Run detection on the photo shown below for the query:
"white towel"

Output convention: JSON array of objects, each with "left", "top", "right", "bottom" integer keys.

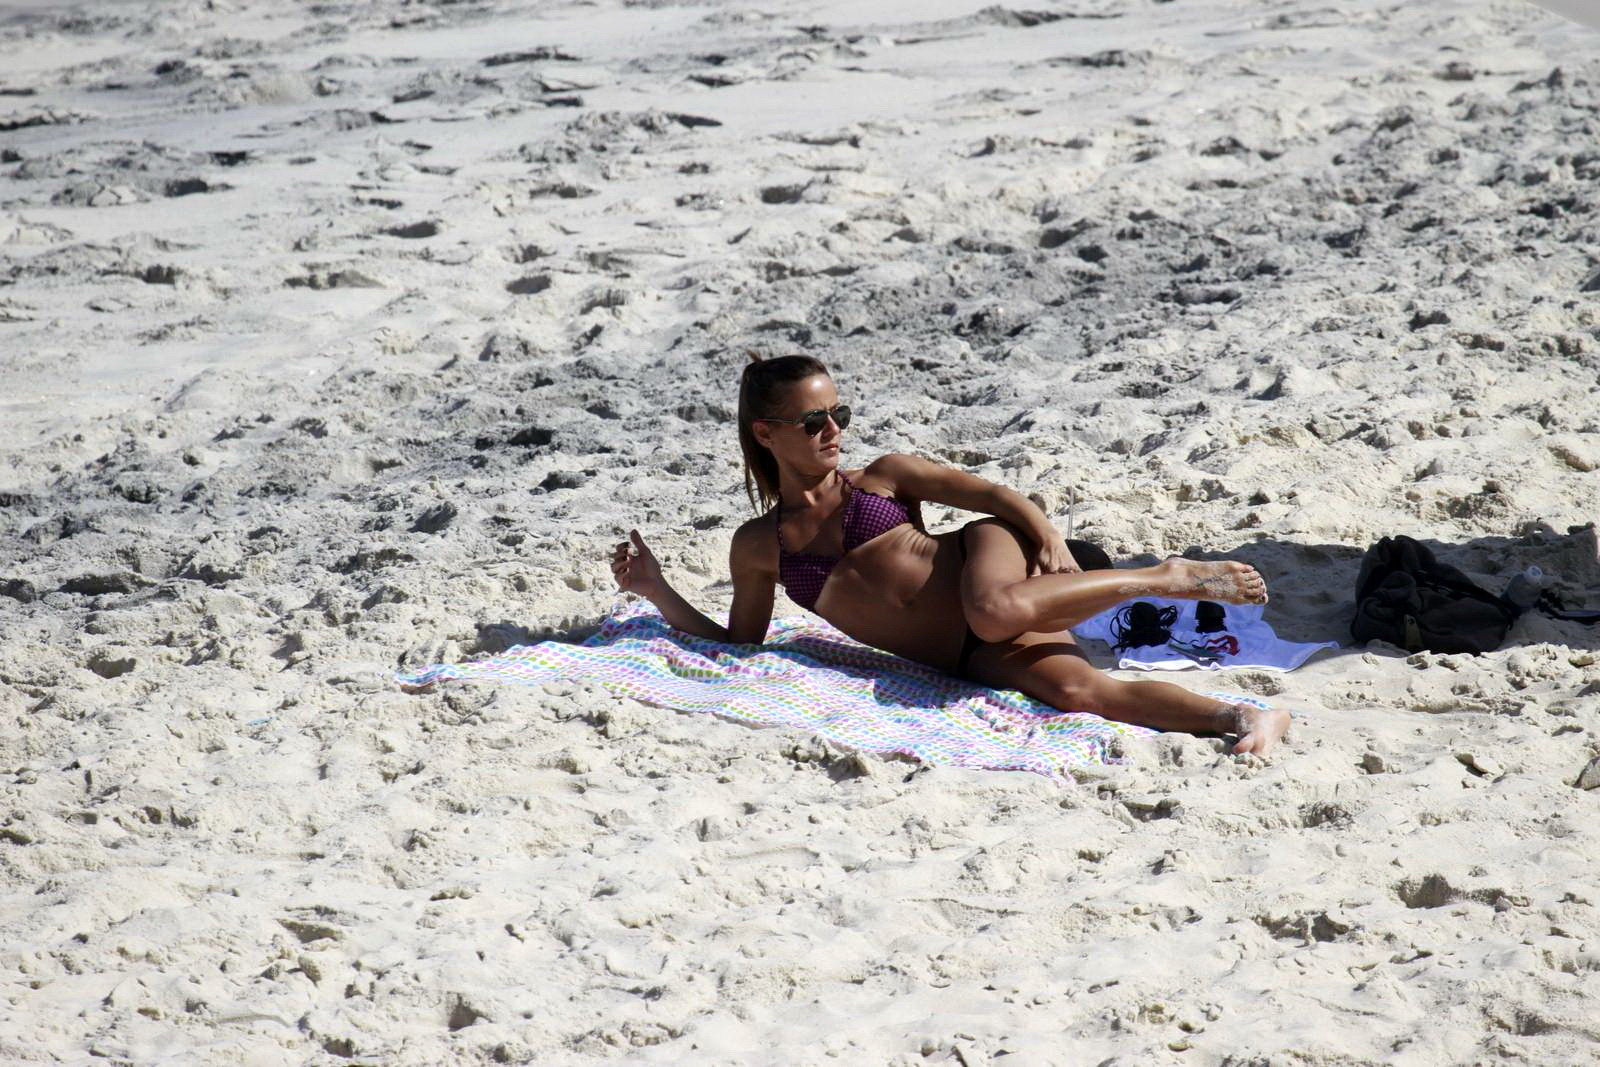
[{"left": 1073, "top": 597, "right": 1338, "bottom": 672}]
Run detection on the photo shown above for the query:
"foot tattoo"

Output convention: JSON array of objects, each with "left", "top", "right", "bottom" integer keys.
[{"left": 1159, "top": 557, "right": 1269, "bottom": 606}]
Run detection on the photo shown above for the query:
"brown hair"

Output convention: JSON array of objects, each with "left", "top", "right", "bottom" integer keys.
[{"left": 737, "top": 352, "right": 831, "bottom": 514}]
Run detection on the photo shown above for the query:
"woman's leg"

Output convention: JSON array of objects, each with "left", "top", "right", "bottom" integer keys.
[
  {"left": 958, "top": 518, "right": 1267, "bottom": 643},
  {"left": 964, "top": 629, "right": 1291, "bottom": 756}
]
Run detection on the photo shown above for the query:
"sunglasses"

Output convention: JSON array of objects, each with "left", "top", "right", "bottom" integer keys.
[{"left": 756, "top": 403, "right": 851, "bottom": 437}]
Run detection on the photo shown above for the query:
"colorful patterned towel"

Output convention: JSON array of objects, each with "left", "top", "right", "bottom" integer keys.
[{"left": 396, "top": 599, "right": 1158, "bottom": 779}]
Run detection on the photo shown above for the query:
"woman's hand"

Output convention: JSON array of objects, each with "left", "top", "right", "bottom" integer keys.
[
  {"left": 1032, "top": 529, "right": 1082, "bottom": 576},
  {"left": 610, "top": 529, "right": 665, "bottom": 600}
]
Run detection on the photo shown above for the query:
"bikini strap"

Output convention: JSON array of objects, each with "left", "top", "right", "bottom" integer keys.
[{"left": 836, "top": 469, "right": 856, "bottom": 512}]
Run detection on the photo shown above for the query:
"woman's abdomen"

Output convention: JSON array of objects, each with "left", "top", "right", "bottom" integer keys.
[{"left": 814, "top": 526, "right": 970, "bottom": 670}]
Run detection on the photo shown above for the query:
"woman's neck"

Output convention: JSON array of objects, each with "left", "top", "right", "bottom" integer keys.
[{"left": 778, "top": 466, "right": 843, "bottom": 510}]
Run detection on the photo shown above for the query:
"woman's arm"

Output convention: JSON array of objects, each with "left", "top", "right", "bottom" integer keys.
[
  {"left": 647, "top": 581, "right": 732, "bottom": 642},
  {"left": 723, "top": 523, "right": 776, "bottom": 644},
  {"left": 609, "top": 526, "right": 774, "bottom": 644},
  {"left": 867, "top": 452, "right": 1078, "bottom": 573}
]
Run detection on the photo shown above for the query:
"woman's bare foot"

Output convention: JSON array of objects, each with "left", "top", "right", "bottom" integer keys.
[
  {"left": 1156, "top": 557, "right": 1268, "bottom": 605},
  {"left": 1225, "top": 703, "right": 1292, "bottom": 757}
]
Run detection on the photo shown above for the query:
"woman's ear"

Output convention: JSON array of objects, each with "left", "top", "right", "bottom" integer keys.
[{"left": 750, "top": 421, "right": 774, "bottom": 450}]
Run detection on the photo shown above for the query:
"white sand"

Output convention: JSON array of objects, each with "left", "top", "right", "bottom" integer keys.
[{"left": 3, "top": 0, "right": 1599, "bottom": 1061}]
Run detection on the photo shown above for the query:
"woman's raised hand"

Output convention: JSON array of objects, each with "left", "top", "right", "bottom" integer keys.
[
  {"left": 610, "top": 529, "right": 664, "bottom": 599},
  {"left": 1033, "top": 532, "right": 1082, "bottom": 576}
]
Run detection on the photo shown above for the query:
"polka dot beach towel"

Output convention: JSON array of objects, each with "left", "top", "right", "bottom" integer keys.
[{"left": 396, "top": 599, "right": 1159, "bottom": 779}]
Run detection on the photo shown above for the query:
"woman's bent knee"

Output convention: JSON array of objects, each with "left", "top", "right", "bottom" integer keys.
[{"left": 965, "top": 588, "right": 1025, "bottom": 644}]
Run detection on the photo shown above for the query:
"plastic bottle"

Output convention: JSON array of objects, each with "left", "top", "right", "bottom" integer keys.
[{"left": 1501, "top": 565, "right": 1545, "bottom": 613}]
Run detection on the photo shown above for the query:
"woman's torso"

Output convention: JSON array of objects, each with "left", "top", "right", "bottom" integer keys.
[{"left": 769, "top": 466, "right": 969, "bottom": 671}]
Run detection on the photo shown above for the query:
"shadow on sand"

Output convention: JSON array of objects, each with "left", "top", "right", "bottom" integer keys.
[{"left": 1133, "top": 522, "right": 1600, "bottom": 657}]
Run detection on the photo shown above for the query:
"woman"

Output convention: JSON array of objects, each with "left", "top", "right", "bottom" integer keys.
[{"left": 610, "top": 355, "right": 1290, "bottom": 756}]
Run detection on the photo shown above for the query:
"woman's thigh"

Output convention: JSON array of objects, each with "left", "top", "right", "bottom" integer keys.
[
  {"left": 961, "top": 627, "right": 1101, "bottom": 711},
  {"left": 958, "top": 517, "right": 1035, "bottom": 607}
]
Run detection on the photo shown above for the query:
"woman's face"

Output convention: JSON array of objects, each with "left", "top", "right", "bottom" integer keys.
[{"left": 754, "top": 374, "right": 844, "bottom": 471}]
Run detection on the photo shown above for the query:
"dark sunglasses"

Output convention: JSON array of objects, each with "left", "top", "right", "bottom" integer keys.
[{"left": 756, "top": 403, "right": 851, "bottom": 436}]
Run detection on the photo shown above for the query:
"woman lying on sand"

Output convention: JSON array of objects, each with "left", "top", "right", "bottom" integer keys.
[{"left": 611, "top": 354, "right": 1291, "bottom": 756}]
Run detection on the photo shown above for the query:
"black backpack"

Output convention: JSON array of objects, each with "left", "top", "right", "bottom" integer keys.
[{"left": 1350, "top": 535, "right": 1516, "bottom": 654}]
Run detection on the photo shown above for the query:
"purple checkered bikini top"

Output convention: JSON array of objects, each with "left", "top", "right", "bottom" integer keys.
[{"left": 775, "top": 470, "right": 911, "bottom": 611}]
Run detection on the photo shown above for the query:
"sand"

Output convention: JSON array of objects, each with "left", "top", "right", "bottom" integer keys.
[{"left": 2, "top": 0, "right": 1599, "bottom": 1062}]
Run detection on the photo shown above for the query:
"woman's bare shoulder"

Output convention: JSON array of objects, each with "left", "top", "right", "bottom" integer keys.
[
  {"left": 730, "top": 512, "right": 778, "bottom": 576},
  {"left": 861, "top": 452, "right": 930, "bottom": 473},
  {"left": 858, "top": 453, "right": 927, "bottom": 493}
]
